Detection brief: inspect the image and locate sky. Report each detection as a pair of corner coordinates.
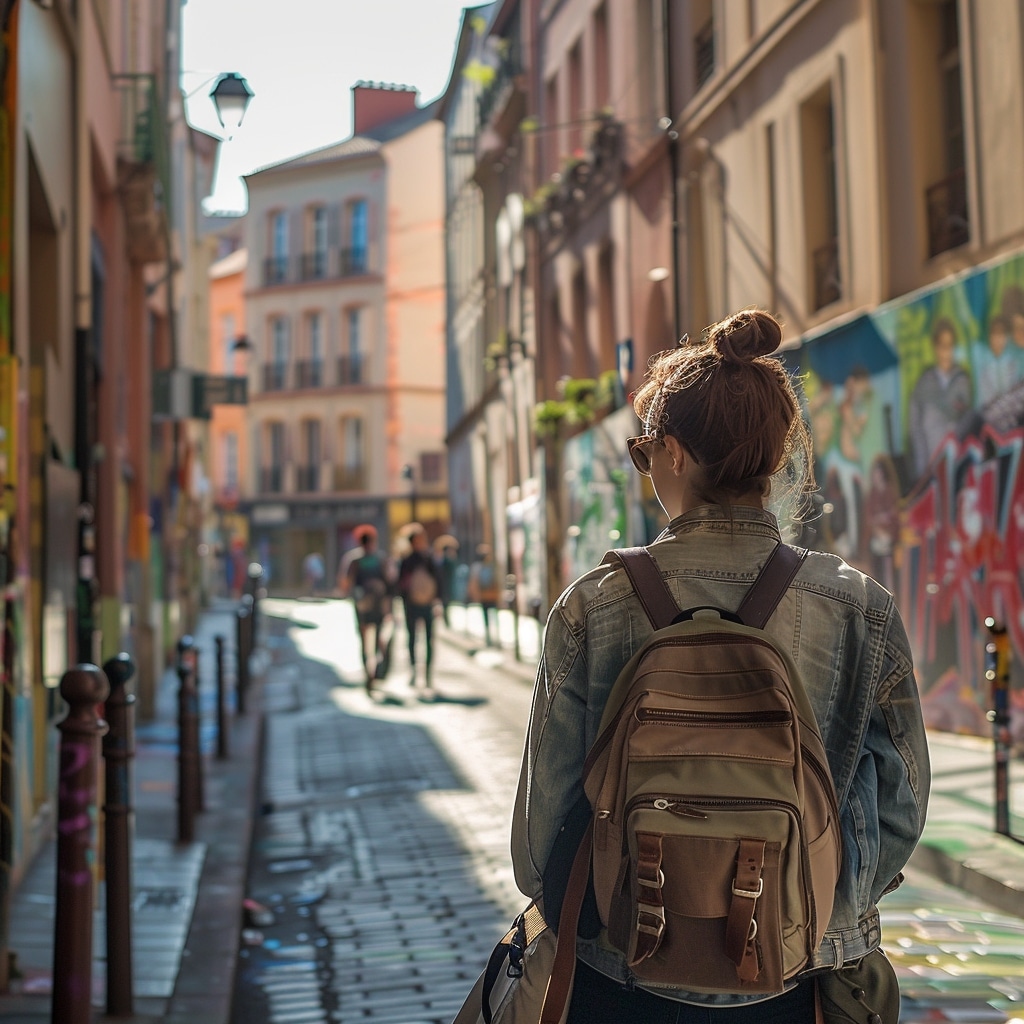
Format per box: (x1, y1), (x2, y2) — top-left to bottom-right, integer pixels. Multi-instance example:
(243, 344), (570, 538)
(182, 0), (478, 213)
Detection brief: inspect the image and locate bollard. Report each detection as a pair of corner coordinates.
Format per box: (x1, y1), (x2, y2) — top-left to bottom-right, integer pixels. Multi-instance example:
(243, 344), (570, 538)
(176, 636), (200, 843)
(215, 635), (229, 760)
(246, 562), (264, 644)
(52, 664), (110, 1024)
(236, 597), (252, 715)
(192, 644), (206, 814)
(984, 617), (1013, 837)
(506, 574), (521, 662)
(102, 653), (136, 1017)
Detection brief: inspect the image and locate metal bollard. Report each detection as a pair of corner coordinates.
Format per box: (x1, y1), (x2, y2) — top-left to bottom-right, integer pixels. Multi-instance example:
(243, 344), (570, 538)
(984, 618), (1013, 838)
(176, 636), (200, 843)
(102, 653), (136, 1017)
(236, 597), (252, 715)
(215, 635), (229, 760)
(246, 562), (264, 644)
(52, 664), (110, 1024)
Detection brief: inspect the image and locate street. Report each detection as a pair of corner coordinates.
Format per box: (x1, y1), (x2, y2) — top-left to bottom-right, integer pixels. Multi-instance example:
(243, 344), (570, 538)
(228, 599), (1024, 1024)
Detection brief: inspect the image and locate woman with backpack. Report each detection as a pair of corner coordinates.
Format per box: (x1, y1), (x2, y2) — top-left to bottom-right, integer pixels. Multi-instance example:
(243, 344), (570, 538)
(510, 310), (929, 1023)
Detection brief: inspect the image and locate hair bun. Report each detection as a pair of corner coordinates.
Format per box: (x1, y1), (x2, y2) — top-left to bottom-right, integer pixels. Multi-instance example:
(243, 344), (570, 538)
(713, 309), (783, 364)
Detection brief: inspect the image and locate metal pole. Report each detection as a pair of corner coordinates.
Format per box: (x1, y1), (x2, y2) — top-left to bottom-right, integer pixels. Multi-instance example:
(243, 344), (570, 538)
(246, 562), (263, 644)
(215, 634), (228, 759)
(984, 617), (1012, 837)
(506, 573), (521, 662)
(192, 641), (206, 814)
(176, 636), (199, 843)
(52, 664), (110, 1024)
(237, 596), (252, 714)
(102, 653), (136, 1017)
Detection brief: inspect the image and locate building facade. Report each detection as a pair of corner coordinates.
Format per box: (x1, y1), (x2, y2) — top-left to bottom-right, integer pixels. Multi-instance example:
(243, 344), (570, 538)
(242, 84), (448, 590)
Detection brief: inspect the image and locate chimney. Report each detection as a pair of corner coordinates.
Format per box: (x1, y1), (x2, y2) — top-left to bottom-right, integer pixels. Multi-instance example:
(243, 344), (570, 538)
(352, 81), (419, 135)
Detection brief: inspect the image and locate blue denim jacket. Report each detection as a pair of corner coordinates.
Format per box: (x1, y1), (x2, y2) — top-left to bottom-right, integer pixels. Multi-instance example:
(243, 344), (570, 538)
(511, 506), (930, 1000)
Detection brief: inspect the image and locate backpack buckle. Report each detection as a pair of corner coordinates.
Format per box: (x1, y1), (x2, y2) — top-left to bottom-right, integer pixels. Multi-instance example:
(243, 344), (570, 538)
(731, 877), (764, 900)
(636, 903), (666, 936)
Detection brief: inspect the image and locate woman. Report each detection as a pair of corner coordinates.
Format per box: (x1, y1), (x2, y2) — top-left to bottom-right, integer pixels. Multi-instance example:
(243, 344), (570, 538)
(511, 310), (929, 1022)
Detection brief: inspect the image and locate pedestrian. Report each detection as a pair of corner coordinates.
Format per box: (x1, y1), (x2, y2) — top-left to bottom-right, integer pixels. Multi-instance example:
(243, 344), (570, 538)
(302, 551), (325, 595)
(337, 525), (394, 695)
(433, 535), (460, 626)
(398, 523), (441, 696)
(467, 543), (500, 646)
(510, 310), (929, 1022)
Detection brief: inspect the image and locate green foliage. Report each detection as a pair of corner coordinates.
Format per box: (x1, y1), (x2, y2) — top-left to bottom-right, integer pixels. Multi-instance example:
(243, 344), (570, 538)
(463, 60), (496, 87)
(533, 371), (618, 437)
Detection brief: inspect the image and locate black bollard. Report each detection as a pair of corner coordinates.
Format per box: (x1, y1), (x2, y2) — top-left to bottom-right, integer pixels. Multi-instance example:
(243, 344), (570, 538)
(102, 653), (136, 1017)
(215, 635), (229, 760)
(984, 618), (1013, 838)
(176, 636), (199, 843)
(246, 562), (264, 644)
(236, 598), (252, 715)
(52, 664), (110, 1024)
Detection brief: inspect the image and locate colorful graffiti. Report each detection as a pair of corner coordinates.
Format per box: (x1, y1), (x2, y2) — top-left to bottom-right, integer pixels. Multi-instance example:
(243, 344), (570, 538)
(802, 251), (1024, 739)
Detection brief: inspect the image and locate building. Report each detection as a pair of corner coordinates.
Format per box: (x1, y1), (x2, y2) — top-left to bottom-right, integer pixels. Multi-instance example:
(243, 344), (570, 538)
(242, 83), (448, 590)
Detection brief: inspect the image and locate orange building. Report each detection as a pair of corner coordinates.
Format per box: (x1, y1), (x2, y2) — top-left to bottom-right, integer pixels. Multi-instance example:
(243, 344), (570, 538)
(208, 245), (250, 597)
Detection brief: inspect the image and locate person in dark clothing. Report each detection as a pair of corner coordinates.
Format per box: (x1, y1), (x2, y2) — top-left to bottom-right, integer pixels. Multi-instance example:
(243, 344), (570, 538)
(398, 524), (441, 696)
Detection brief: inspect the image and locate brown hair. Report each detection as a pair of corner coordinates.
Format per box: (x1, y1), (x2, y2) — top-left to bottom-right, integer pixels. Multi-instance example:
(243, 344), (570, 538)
(632, 309), (814, 507)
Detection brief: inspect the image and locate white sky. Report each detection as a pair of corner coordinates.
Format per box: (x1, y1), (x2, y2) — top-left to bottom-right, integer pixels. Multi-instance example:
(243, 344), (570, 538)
(182, 0), (476, 213)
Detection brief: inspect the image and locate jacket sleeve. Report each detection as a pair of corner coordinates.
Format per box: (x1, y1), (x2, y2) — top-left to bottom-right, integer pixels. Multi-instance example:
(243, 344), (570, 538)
(511, 603), (589, 902)
(865, 609), (931, 904)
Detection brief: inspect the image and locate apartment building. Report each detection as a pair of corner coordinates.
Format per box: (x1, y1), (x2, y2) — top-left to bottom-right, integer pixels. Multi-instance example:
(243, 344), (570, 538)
(242, 84), (447, 590)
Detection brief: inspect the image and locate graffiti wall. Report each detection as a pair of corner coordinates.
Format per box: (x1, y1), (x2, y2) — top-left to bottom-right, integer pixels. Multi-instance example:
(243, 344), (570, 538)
(801, 250), (1024, 740)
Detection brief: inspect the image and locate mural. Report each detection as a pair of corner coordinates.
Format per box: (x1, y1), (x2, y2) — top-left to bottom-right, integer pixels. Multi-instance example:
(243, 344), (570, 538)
(802, 251), (1024, 741)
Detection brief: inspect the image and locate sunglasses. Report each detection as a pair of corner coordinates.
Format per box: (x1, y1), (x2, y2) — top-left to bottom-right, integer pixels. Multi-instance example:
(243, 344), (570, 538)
(627, 435), (663, 476)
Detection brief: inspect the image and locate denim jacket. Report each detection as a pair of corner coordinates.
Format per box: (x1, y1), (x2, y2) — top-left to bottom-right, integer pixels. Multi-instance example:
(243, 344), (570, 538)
(511, 506), (930, 1001)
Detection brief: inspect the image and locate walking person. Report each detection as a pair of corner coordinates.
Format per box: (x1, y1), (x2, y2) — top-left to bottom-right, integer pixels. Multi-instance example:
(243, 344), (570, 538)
(510, 310), (929, 1022)
(398, 524), (441, 697)
(467, 543), (501, 646)
(433, 536), (460, 626)
(337, 525), (394, 695)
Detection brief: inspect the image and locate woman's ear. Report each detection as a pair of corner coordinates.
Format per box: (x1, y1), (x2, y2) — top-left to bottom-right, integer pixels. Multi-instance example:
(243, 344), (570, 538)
(662, 435), (686, 476)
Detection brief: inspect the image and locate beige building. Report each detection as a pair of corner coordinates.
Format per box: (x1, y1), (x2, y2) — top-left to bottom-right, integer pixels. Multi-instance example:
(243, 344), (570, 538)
(242, 83), (448, 590)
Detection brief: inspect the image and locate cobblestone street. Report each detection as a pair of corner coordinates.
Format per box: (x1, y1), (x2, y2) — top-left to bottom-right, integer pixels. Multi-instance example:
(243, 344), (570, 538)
(231, 599), (1024, 1024)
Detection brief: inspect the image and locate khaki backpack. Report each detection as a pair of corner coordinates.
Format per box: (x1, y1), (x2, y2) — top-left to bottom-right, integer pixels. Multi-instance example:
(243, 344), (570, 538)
(541, 544), (843, 1020)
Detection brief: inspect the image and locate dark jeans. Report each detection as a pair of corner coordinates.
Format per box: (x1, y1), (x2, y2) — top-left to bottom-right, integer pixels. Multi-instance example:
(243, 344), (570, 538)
(566, 961), (815, 1024)
(405, 602), (434, 675)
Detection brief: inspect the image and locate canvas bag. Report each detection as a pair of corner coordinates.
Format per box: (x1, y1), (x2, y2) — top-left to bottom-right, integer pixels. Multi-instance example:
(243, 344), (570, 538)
(407, 565), (438, 605)
(540, 543), (843, 1020)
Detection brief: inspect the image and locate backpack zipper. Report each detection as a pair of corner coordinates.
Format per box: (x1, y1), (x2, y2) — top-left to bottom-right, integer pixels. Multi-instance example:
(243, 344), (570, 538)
(635, 707), (792, 727)
(623, 794), (709, 819)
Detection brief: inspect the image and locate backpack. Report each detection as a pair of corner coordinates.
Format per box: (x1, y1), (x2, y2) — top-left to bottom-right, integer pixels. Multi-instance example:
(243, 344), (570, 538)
(407, 564), (438, 605)
(542, 544), (842, 1018)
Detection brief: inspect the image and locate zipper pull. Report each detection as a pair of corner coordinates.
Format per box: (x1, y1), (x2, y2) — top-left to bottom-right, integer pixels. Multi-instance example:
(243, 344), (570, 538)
(652, 799), (706, 818)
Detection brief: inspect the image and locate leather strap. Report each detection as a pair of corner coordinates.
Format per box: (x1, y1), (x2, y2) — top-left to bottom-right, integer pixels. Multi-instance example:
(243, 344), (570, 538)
(540, 819), (593, 1024)
(609, 543), (806, 631)
(630, 832), (666, 965)
(725, 838), (766, 982)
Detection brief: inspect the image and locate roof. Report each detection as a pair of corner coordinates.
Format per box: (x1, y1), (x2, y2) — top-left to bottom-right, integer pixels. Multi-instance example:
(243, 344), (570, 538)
(244, 135), (382, 178)
(210, 247), (247, 279)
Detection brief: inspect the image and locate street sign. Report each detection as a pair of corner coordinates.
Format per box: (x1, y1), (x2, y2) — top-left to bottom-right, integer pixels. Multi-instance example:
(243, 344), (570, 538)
(190, 374), (248, 420)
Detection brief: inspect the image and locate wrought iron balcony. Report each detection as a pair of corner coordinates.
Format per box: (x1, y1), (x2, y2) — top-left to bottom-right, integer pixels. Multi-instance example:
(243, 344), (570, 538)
(337, 354), (364, 386)
(812, 238), (841, 311)
(295, 360), (324, 388)
(262, 363), (288, 392)
(263, 256), (289, 286)
(259, 466), (283, 493)
(926, 168), (969, 258)
(295, 465), (320, 492)
(300, 251), (328, 280)
(339, 247), (369, 276)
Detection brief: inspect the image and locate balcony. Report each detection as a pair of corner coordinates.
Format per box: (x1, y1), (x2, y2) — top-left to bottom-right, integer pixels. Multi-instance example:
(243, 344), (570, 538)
(926, 168), (969, 258)
(812, 238), (841, 311)
(263, 256), (289, 286)
(259, 466), (283, 493)
(295, 360), (324, 388)
(337, 354), (364, 386)
(295, 465), (320, 492)
(477, 48), (522, 130)
(339, 247), (368, 276)
(262, 363), (288, 392)
(334, 466), (366, 491)
(300, 251), (328, 281)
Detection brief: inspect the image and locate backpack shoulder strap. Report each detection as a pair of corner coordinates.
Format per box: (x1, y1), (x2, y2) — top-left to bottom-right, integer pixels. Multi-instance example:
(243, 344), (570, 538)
(607, 542), (807, 632)
(606, 547), (679, 630)
(735, 543), (807, 629)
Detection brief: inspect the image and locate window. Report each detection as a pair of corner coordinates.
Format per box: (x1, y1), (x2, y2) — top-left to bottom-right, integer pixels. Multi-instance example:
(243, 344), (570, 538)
(597, 244), (616, 370)
(636, 0), (663, 131)
(572, 268), (590, 378)
(223, 432), (239, 492)
(298, 419), (321, 491)
(343, 200), (368, 274)
(298, 313), (323, 387)
(568, 40), (583, 153)
(220, 312), (236, 373)
(340, 307), (364, 385)
(420, 451), (443, 485)
(801, 83), (842, 311)
(336, 417), (364, 490)
(265, 210), (289, 284)
(303, 206), (328, 279)
(693, 0), (715, 89)
(262, 422), (285, 492)
(545, 76), (560, 177)
(264, 316), (289, 390)
(925, 0), (968, 257)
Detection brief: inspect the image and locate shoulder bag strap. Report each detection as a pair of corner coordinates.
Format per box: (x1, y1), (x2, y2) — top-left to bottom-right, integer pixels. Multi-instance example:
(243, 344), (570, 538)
(606, 547), (679, 630)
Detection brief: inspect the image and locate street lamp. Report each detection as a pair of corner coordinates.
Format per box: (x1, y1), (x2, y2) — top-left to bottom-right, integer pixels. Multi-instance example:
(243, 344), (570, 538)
(209, 72), (254, 135)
